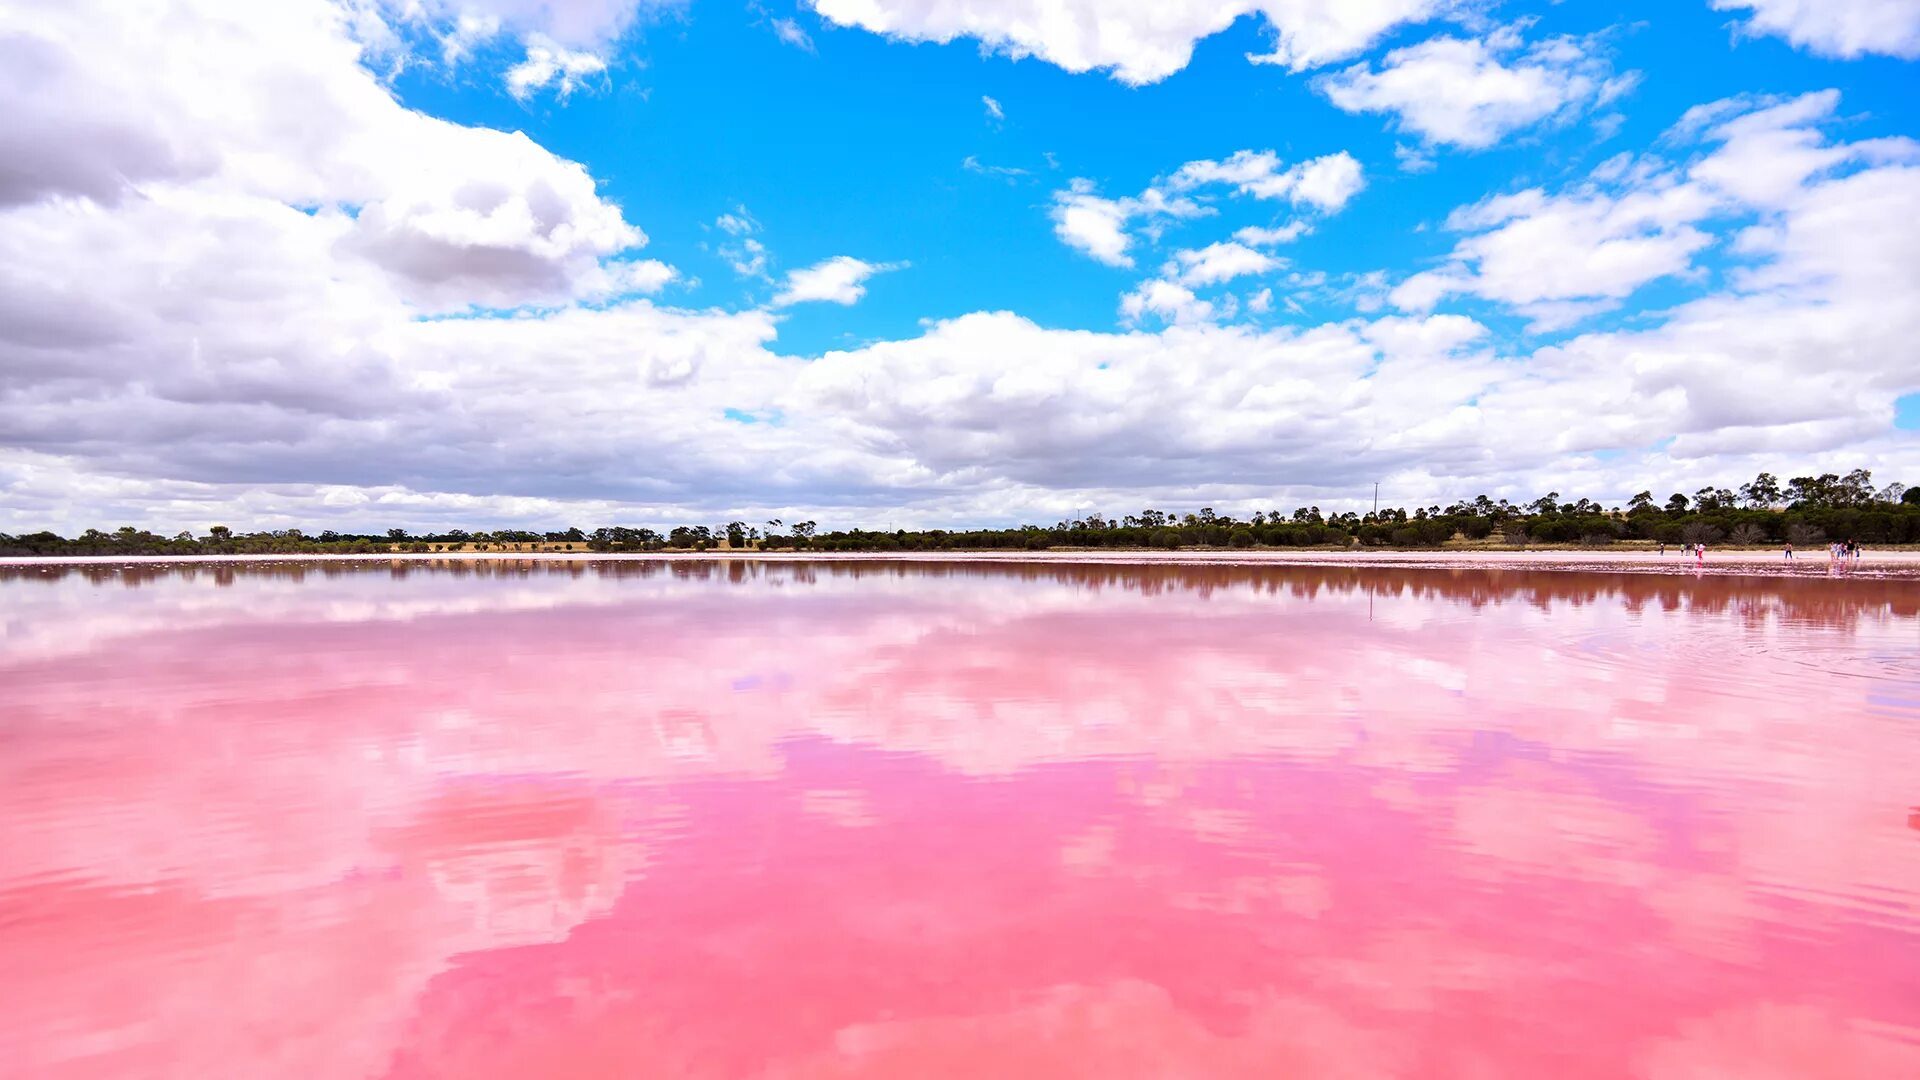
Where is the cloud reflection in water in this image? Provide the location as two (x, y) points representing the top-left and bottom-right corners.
(2, 560), (1917, 1078)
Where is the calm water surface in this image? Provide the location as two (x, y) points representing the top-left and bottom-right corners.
(3, 560), (1918, 1078)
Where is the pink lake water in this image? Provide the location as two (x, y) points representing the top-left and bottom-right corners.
(2, 559), (1918, 1078)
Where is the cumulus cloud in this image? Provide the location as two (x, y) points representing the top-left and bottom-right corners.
(771, 256), (902, 306)
(1119, 280), (1217, 325)
(790, 134), (1920, 499)
(388, 1), (675, 96)
(1166, 242), (1285, 288)
(1492, 137), (1920, 454)
(1050, 150), (1358, 266)
(808, 0), (1446, 85)
(1121, 242), (1282, 326)
(505, 33), (609, 98)
(771, 16), (816, 50)
(1050, 186), (1135, 266)
(726, 237), (769, 277)
(0, 1), (650, 313)
(1049, 180), (1208, 267)
(963, 155), (1029, 181)
(1317, 27), (1636, 150)
(594, 258), (677, 294)
(1063, 150), (1357, 318)
(1711, 0), (1920, 59)
(793, 310), (1501, 490)
(1169, 150), (1366, 211)
(778, 89), (1920, 511)
(398, 0), (661, 50)
(1234, 222), (1311, 246)
(0, 35), (214, 209)
(1390, 90), (1916, 331)
(1391, 183), (1718, 330)
(0, 0), (832, 529)
(712, 207), (770, 278)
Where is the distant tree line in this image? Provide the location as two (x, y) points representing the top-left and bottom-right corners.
(5, 469), (1918, 557)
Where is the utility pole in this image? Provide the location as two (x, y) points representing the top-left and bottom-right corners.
(1372, 482), (1379, 519)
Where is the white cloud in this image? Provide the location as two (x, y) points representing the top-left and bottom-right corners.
(792, 310), (1506, 492)
(808, 0), (1446, 85)
(1234, 222), (1311, 246)
(505, 33), (609, 98)
(771, 16), (816, 51)
(1492, 140), (1920, 454)
(398, 0), (661, 51)
(1394, 142), (1436, 173)
(1112, 213), (1314, 329)
(0, 1), (648, 311)
(1317, 29), (1635, 149)
(1711, 0), (1920, 60)
(436, 13), (504, 62)
(1049, 180), (1208, 267)
(727, 238), (769, 277)
(1050, 150), (1356, 266)
(1119, 280), (1216, 325)
(1392, 90), (1920, 332)
(1050, 186), (1134, 266)
(1166, 242), (1284, 288)
(0, 0), (845, 534)
(1679, 90), (1887, 209)
(792, 132), (1920, 498)
(983, 94), (1005, 121)
(1392, 183), (1718, 329)
(390, 1), (676, 96)
(1291, 152), (1370, 211)
(771, 256), (902, 306)
(1170, 150), (1366, 212)
(1245, 0), (1459, 71)
(712, 207), (769, 277)
(597, 258), (677, 294)
(963, 155), (1029, 180)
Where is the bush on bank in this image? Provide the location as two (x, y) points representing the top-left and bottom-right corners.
(6, 472), (1917, 557)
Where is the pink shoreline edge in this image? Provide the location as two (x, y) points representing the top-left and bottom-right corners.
(5, 549), (1918, 579)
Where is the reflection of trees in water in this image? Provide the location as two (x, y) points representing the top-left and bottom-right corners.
(2, 558), (1915, 628)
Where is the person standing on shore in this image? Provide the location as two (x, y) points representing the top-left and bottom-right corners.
(1784, 540), (1793, 561)
(1696, 542), (1706, 567)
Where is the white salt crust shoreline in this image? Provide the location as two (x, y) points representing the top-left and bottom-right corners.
(5, 549), (1920, 579)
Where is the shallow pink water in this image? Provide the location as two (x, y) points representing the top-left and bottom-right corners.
(3, 560), (1918, 1078)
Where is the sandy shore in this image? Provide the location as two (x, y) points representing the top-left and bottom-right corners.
(5, 548), (1918, 579)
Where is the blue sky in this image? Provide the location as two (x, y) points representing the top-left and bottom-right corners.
(390, 1), (1920, 353)
(1, 0), (1917, 531)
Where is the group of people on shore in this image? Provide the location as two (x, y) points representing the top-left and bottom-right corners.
(1656, 539), (1866, 568)
(1821, 539), (1863, 565)
(1781, 538), (1864, 570)
(1658, 542), (1714, 564)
